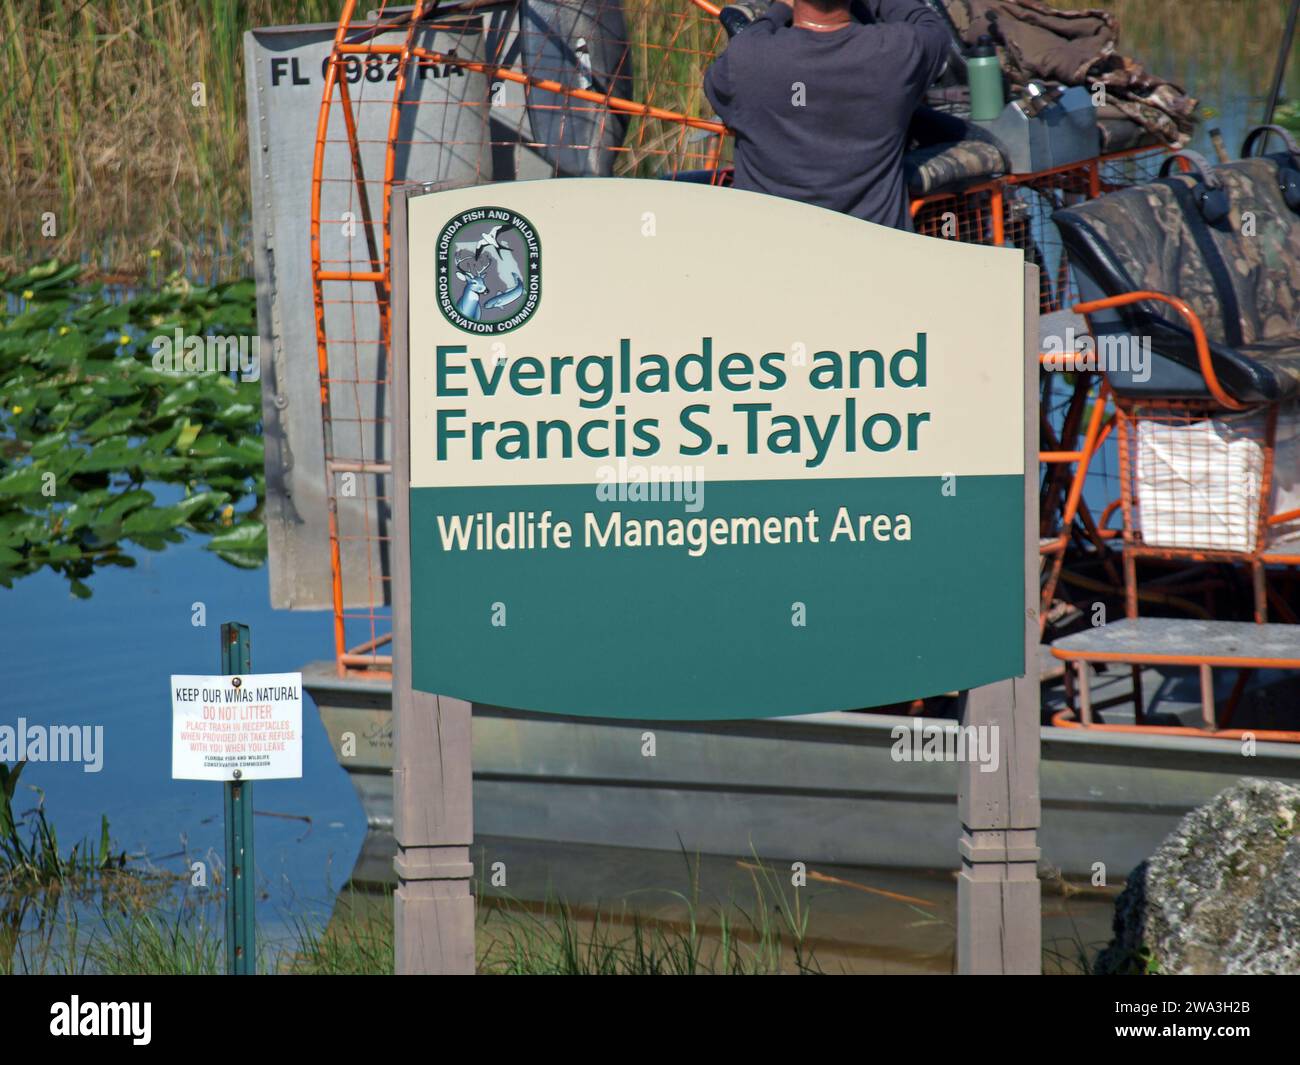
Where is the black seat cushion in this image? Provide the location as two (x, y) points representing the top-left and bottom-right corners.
(1054, 156), (1300, 402)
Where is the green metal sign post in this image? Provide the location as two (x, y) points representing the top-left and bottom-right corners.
(221, 622), (256, 975)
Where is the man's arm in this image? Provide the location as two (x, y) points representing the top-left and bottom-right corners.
(703, 48), (735, 123)
(861, 0), (950, 84)
(704, 3), (791, 123)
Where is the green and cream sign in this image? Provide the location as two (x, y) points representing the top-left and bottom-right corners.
(405, 179), (1025, 719)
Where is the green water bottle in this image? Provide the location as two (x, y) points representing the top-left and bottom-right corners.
(968, 35), (1005, 122)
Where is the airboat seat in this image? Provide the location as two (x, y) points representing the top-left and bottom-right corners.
(1052, 617), (1300, 733)
(1054, 152), (1300, 404)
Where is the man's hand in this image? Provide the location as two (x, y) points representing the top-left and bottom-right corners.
(720, 3), (762, 38)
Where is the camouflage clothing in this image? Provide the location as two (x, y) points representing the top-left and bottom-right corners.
(904, 138), (1007, 193)
(943, 0), (1198, 146)
(1054, 156), (1300, 400)
(1214, 157), (1300, 345)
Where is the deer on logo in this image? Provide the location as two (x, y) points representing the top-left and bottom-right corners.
(454, 253), (491, 320)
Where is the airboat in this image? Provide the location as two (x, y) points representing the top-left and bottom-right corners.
(243, 0), (1300, 879)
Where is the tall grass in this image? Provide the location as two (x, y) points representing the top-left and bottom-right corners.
(84, 906), (225, 975)
(5, 836), (1109, 974)
(2, 1), (1295, 279)
(286, 856), (823, 975)
(615, 1), (727, 178)
(9, 886), (817, 975)
(8, 851), (827, 975)
(0, 0), (335, 280)
(285, 890), (394, 975)
(0, 762), (124, 891)
(0, 0), (723, 279)
(478, 896), (816, 975)
(1, 760), (180, 975)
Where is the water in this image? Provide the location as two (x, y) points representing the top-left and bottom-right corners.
(0, 534), (367, 940)
(463, 836), (1117, 974)
(0, 525), (1119, 969)
(3, 3), (1295, 966)
(1127, 2), (1299, 150)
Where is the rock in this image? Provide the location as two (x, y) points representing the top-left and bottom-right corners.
(1095, 778), (1300, 975)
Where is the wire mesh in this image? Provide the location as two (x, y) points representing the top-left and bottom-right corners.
(1115, 400), (1278, 558)
(308, 1), (1171, 676)
(912, 146), (1168, 313)
(310, 0), (729, 676)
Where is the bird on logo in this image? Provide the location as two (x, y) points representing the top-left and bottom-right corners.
(475, 224), (510, 257)
(473, 223), (526, 310)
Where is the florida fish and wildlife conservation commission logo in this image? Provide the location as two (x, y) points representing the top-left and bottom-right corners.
(436, 207), (541, 335)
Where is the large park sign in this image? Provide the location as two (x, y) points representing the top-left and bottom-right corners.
(391, 179), (1038, 977)
(401, 179), (1026, 719)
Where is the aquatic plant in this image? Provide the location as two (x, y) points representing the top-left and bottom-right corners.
(477, 851), (822, 976)
(1278, 101), (1300, 136)
(285, 875), (822, 975)
(0, 761), (123, 890)
(476, 894), (821, 976)
(83, 905), (224, 976)
(284, 890), (394, 975)
(0, 261), (266, 596)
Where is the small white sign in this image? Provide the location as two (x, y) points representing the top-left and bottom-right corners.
(171, 672), (303, 781)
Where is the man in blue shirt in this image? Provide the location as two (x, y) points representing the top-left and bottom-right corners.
(704, 1), (951, 230)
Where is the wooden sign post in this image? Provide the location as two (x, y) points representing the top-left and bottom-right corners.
(392, 196), (476, 971)
(957, 274), (1042, 974)
(390, 180), (1040, 975)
